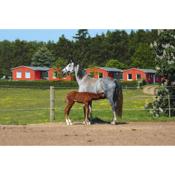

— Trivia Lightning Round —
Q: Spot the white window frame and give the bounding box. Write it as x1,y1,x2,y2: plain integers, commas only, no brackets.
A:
25,71,31,79
16,71,22,78
127,74,132,80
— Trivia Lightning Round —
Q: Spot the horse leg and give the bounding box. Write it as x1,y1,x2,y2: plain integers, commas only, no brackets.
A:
82,105,86,125
88,101,92,120
64,104,69,125
84,103,91,125
64,101,74,125
87,102,91,125
111,110,117,125
108,96,118,125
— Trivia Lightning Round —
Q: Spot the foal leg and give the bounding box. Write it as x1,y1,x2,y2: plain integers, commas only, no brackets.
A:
64,101,74,125
84,104,91,125
83,103,92,125
82,105,86,125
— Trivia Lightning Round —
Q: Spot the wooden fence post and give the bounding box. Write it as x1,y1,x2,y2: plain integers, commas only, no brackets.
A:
137,81,140,89
50,86,55,122
168,94,171,117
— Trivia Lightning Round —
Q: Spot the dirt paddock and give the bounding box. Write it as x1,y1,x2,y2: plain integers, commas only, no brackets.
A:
0,122,175,145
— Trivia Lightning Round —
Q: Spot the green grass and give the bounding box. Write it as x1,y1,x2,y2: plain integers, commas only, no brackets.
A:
0,87,174,125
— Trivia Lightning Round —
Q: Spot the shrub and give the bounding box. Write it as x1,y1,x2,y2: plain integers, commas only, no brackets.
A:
120,80,139,88
0,80,78,89
0,79,141,89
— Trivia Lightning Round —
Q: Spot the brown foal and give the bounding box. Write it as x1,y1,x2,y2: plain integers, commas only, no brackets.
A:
64,91,105,125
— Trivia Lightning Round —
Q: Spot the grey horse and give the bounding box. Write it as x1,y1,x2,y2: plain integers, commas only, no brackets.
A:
62,62,123,124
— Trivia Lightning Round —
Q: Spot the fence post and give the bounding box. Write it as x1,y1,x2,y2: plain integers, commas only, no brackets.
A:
137,81,140,89
50,86,55,122
168,94,171,117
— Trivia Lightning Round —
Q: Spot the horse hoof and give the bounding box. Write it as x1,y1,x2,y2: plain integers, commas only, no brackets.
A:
83,121,91,125
68,119,72,125
87,121,91,125
66,119,72,125
111,121,116,125
66,120,70,125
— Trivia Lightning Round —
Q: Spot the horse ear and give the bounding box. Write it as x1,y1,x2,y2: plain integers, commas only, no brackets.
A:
74,64,79,72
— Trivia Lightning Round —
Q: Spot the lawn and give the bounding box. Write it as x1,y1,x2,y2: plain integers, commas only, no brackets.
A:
0,87,174,124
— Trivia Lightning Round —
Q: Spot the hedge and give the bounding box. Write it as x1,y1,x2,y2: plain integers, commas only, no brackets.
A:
120,80,140,88
0,79,141,89
0,80,78,89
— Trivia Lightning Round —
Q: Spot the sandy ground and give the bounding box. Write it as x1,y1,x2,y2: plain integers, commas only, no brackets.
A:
0,122,175,146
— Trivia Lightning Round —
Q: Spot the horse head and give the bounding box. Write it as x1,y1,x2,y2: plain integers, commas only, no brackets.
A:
62,61,75,75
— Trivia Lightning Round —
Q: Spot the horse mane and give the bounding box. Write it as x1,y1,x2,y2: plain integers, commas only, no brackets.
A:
76,65,86,79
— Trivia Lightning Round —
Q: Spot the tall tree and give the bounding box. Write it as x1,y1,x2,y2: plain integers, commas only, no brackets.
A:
73,29,91,67
88,33,110,66
0,40,14,77
105,59,127,69
73,29,89,41
31,46,55,67
54,35,74,63
106,30,129,64
131,43,155,68
52,57,67,68
128,29,158,65
152,30,175,117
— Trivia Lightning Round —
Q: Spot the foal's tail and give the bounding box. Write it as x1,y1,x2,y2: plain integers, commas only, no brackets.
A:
114,81,123,118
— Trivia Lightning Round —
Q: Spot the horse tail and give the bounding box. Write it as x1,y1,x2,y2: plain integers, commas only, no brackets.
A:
117,86,123,118
114,81,123,118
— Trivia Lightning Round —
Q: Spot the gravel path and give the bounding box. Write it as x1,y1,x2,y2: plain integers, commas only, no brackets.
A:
143,85,159,95
0,122,175,145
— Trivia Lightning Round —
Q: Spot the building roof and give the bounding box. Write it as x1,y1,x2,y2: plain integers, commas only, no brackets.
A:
123,68,156,73
138,69,156,73
12,65,50,71
99,67,123,72
27,66,50,71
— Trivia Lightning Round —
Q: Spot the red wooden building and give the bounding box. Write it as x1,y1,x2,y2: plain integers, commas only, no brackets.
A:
48,68,73,81
123,68,161,83
85,67,123,80
12,66,73,81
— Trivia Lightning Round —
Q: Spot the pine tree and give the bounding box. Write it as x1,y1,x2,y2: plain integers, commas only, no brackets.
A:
73,29,89,41
152,30,175,117
73,29,91,67
131,43,155,68
31,46,55,67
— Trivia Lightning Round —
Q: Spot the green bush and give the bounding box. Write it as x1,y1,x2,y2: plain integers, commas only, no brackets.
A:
0,79,141,89
120,80,139,88
0,80,78,89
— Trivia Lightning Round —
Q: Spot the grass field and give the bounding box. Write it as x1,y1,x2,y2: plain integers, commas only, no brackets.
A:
0,87,174,125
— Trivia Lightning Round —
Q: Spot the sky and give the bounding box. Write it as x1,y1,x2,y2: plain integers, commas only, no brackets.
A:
0,29,133,43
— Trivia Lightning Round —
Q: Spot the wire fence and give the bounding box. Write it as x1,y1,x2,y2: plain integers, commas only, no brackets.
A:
0,85,174,124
